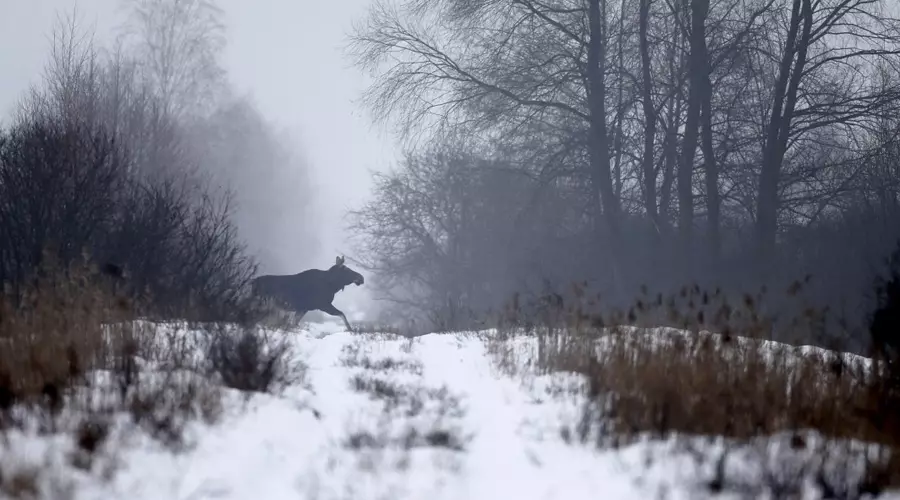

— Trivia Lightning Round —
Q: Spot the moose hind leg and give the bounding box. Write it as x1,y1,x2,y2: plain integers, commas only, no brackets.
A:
320,304,353,331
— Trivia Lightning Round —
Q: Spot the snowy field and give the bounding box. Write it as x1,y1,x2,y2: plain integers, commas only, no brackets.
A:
1,321,897,500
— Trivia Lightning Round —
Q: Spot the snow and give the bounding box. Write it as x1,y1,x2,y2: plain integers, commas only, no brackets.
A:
1,322,898,499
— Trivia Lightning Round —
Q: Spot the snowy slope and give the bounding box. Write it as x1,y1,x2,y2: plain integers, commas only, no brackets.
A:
1,323,897,499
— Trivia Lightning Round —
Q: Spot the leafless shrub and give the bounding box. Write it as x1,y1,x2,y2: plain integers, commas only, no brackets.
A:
0,4,311,494
0,7,262,328
203,324,303,394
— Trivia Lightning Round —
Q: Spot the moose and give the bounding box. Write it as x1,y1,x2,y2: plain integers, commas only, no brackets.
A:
250,256,365,331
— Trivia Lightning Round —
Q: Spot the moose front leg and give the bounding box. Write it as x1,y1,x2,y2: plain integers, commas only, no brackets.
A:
320,304,353,331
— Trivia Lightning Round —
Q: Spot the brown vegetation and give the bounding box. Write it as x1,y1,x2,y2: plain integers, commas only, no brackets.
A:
484,275,900,497
0,254,219,439
0,2,306,496
0,254,298,496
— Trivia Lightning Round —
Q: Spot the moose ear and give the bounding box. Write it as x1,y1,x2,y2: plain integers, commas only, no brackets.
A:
336,256,344,266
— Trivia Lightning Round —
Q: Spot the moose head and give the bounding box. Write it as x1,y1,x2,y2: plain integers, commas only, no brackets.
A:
329,255,365,288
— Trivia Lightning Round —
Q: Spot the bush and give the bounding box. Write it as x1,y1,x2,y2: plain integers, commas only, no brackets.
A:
0,257,223,453
203,324,302,394
0,7,309,495
0,254,130,417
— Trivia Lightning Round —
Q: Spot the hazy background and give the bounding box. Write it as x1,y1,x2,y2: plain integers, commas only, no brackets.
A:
4,0,900,350
0,0,397,321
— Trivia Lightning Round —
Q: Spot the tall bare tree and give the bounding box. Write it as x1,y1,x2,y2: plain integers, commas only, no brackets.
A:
117,0,228,120
348,0,900,337
755,0,900,269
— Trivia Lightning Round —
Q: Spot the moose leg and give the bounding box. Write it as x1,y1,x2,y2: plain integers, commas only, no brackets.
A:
319,304,353,331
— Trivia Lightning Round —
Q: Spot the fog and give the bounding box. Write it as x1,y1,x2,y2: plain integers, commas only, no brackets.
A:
3,0,900,352
0,0,396,320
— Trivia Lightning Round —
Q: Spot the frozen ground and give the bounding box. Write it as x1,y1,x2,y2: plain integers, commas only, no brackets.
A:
1,322,897,499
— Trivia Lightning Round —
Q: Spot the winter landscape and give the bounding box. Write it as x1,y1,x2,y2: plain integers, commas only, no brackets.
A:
1,317,892,500
5,0,900,498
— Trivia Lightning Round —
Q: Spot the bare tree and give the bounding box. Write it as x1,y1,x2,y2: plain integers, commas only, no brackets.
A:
638,0,660,230
0,7,259,322
755,0,900,270
347,0,900,343
348,0,629,283
116,0,228,120
115,0,318,275
183,97,320,274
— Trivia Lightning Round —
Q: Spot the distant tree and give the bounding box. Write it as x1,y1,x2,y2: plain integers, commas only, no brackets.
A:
183,96,320,274
348,0,628,288
115,0,318,274
348,0,900,347
116,0,229,120
754,0,900,271
349,134,599,328
0,8,259,322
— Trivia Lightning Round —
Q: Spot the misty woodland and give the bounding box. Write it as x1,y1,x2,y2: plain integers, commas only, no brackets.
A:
3,0,900,498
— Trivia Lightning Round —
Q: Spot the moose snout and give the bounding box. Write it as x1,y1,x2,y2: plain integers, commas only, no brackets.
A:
354,276,365,286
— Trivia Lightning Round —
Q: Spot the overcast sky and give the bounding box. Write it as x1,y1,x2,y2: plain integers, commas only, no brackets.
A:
0,0,397,318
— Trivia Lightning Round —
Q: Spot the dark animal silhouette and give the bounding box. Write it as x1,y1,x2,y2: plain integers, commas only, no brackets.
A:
250,256,364,330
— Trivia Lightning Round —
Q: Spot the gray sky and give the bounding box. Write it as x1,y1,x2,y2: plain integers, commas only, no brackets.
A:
0,0,396,318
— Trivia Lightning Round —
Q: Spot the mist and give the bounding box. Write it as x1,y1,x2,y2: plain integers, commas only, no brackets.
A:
0,0,393,322
341,0,900,353
4,0,900,352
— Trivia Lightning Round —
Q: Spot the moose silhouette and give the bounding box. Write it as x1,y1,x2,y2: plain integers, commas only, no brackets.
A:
250,256,365,330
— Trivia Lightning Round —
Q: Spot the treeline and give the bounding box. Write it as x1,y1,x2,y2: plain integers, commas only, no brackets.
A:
348,0,900,348
0,1,314,321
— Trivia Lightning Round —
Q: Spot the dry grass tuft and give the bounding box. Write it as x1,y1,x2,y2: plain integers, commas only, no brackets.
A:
0,253,302,496
0,465,42,500
203,324,304,395
0,256,226,451
486,277,900,496
575,328,870,445
0,254,131,412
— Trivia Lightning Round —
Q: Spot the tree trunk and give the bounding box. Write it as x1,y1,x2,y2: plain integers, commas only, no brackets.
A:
692,0,720,275
659,13,683,232
679,0,702,279
587,0,623,290
639,0,659,231
612,0,628,201
756,0,811,272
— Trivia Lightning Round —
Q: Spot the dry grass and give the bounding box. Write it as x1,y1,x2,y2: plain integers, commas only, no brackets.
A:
0,255,141,427
344,373,467,452
485,278,900,497
0,256,129,409
0,255,223,441
251,300,308,331
0,254,299,497
203,323,305,395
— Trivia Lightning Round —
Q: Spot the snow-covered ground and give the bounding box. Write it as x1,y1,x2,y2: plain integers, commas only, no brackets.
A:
1,322,897,499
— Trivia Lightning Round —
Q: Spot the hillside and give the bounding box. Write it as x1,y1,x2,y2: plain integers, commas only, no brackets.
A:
0,322,896,499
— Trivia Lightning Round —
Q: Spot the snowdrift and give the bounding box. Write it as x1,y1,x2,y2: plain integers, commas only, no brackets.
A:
0,322,896,500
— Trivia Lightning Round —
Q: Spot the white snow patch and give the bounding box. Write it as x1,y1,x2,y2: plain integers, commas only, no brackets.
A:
1,322,897,499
